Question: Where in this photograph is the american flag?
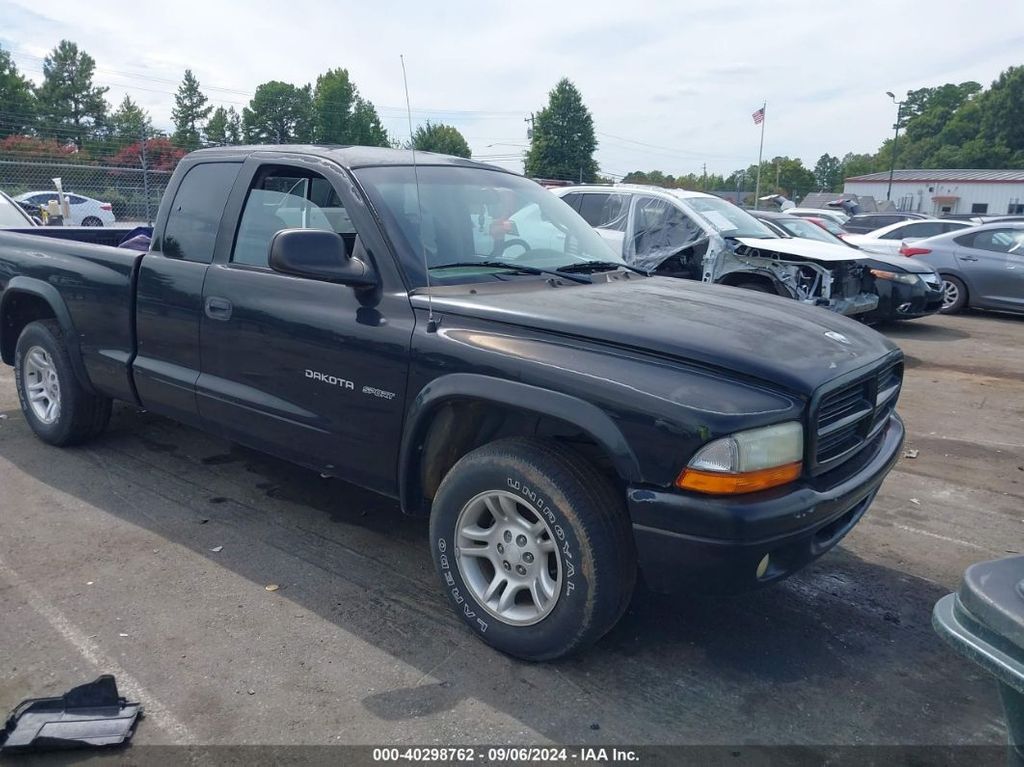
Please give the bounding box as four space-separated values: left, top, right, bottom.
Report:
752 106 765 125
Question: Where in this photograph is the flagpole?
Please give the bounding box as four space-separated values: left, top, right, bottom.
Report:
753 101 766 209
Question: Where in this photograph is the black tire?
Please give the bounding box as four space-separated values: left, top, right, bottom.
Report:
14 320 112 446
735 281 775 294
430 437 636 661
82 216 103 227
939 274 968 314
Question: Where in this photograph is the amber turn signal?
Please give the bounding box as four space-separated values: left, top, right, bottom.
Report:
675 461 802 495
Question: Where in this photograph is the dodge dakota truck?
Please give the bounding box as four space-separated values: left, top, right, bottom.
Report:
0 146 905 660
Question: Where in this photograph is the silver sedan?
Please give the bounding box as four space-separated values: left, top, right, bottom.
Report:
899 222 1024 314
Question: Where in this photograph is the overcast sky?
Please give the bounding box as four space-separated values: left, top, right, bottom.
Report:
3 0 1024 180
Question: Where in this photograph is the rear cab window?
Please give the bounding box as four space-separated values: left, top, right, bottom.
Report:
160 163 240 263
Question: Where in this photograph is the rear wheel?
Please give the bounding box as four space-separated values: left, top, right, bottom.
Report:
15 320 112 446
82 216 103 227
430 437 635 660
940 275 967 314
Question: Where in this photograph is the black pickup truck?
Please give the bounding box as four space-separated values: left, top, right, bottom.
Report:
0 146 905 660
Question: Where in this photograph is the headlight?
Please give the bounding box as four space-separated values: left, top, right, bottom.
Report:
870 268 920 285
676 421 803 494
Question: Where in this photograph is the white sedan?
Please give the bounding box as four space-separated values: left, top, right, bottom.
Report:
845 218 970 255
15 191 116 226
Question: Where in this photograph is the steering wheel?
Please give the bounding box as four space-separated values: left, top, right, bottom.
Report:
494 238 532 259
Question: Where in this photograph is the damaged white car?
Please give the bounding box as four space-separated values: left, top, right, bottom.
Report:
554 185 879 317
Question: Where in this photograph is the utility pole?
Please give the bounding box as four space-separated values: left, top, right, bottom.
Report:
885 92 905 202
775 161 780 193
139 125 151 224
702 163 707 191
524 113 535 139
753 101 766 209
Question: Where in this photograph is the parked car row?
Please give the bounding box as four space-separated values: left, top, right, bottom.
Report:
552 186 1024 321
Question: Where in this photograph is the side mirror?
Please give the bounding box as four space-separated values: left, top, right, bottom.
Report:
268 228 376 287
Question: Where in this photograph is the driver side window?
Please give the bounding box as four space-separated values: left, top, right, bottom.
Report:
232 168 353 267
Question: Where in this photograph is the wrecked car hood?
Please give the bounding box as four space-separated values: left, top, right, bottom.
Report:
733 237 862 263
419 277 898 395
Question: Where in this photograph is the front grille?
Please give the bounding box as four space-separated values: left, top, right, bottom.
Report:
922 274 942 289
811 360 902 474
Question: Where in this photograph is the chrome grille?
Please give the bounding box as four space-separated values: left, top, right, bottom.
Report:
812 360 902 474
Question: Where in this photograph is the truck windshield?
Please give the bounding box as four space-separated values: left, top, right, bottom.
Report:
681 195 776 239
355 165 622 287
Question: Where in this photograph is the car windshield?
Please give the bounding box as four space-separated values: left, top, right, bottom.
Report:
681 195 776 238
0 194 31 227
355 165 621 287
778 217 842 244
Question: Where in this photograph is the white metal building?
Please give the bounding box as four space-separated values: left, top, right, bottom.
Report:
843 169 1024 216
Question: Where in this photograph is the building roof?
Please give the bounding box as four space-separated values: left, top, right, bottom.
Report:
845 169 1024 184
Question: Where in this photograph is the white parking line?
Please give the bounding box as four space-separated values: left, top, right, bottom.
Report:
0 554 197 744
892 523 1002 554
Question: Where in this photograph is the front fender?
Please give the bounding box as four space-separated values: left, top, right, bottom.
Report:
399 373 641 515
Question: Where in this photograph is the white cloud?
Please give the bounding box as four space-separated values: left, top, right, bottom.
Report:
3 0 1023 178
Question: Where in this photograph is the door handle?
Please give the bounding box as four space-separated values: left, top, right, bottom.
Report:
204 296 233 320
960 256 979 262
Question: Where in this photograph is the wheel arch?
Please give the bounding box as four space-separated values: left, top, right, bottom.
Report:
717 270 790 296
399 374 641 516
1 278 95 392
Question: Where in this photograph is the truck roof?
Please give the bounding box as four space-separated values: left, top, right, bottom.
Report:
186 144 509 172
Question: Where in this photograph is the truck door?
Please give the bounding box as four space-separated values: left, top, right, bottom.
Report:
134 161 241 425
197 157 414 495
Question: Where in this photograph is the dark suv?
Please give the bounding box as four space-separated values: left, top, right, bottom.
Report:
844 212 928 234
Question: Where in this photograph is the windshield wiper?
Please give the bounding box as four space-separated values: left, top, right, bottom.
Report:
554 260 649 276
430 261 589 284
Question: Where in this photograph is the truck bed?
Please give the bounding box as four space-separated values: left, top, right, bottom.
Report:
0 228 145 403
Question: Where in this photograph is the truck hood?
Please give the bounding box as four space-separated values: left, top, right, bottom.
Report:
734 236 861 263
419 277 899 395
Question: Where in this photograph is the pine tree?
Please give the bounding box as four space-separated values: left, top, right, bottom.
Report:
171 69 212 150
109 95 151 149
525 78 598 182
205 105 242 145
0 46 36 138
34 40 108 148
311 68 390 147
242 82 312 143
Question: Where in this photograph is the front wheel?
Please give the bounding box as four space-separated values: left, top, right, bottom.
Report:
15 320 112 446
82 216 103 227
940 275 967 314
430 438 636 661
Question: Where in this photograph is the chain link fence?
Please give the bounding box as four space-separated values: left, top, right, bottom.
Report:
0 158 173 225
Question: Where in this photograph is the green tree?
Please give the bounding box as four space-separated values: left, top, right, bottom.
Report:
0 46 36 138
525 78 598 182
206 105 242 145
310 68 389 146
840 152 879 180
409 120 470 157
171 69 211 150
34 40 108 148
813 153 842 191
242 81 312 143
348 97 389 146
109 95 151 149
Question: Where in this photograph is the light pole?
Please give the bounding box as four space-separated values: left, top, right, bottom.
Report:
885 91 905 202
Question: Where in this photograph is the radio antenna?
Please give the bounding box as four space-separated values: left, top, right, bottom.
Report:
401 54 436 331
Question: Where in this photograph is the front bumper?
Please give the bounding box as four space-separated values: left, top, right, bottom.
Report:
868 279 944 322
628 413 904 594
